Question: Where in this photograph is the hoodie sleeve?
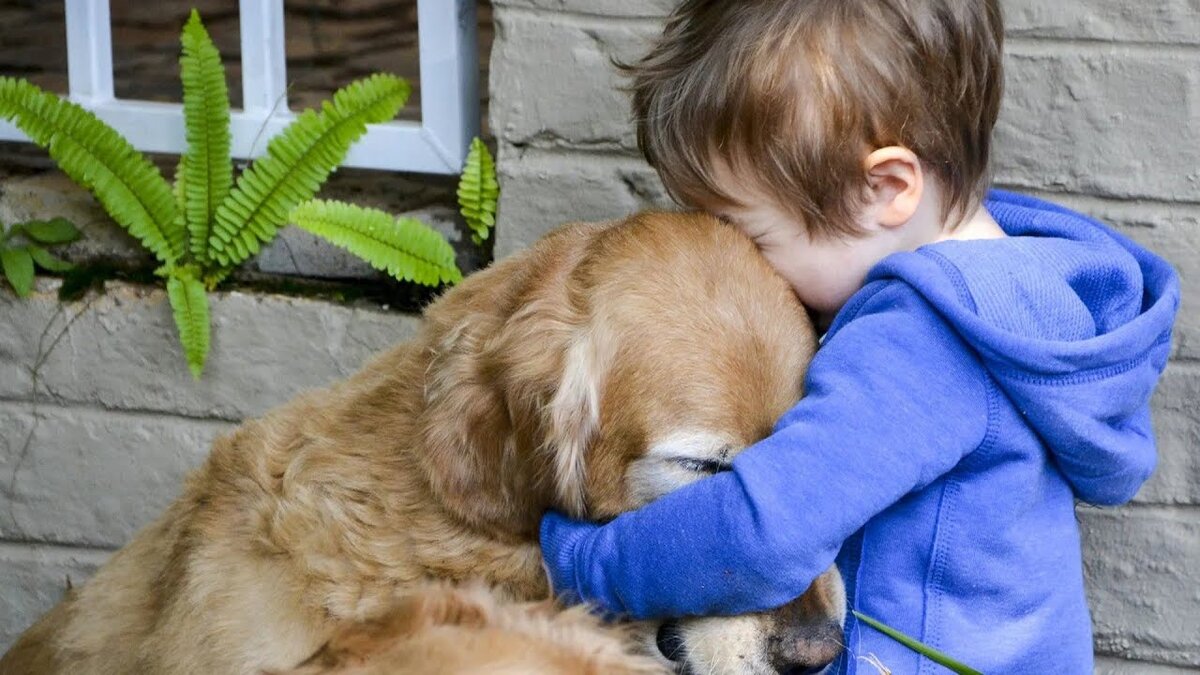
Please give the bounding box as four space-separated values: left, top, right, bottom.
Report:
540 282 996 619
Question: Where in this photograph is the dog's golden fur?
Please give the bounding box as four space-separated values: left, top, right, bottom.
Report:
0 212 833 674
272 582 665 675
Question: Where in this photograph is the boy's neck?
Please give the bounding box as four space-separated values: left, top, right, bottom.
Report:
939 204 1006 243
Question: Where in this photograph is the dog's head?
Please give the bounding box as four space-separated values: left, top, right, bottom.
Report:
418 212 844 673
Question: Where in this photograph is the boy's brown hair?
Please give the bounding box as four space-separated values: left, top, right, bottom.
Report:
623 0 1005 238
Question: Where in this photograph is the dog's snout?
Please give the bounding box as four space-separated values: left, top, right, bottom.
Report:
767 620 842 675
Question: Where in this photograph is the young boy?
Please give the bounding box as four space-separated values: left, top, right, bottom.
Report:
539 1 1180 673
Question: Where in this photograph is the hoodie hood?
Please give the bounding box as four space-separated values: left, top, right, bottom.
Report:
871 190 1180 505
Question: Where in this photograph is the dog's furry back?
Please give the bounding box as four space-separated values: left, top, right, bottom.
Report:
0 213 814 674
0 224 594 673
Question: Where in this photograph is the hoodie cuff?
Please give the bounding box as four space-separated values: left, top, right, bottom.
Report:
539 510 597 606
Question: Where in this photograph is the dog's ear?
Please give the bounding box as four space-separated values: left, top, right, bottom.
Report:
477 296 612 522
418 223 607 534
542 327 612 518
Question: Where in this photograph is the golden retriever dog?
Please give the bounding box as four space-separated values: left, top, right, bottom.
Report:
0 212 844 674
271 582 664 675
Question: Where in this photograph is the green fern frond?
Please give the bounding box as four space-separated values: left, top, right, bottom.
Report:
172 155 187 246
166 267 211 379
290 199 461 286
457 137 499 244
180 9 232 264
207 73 410 267
0 77 183 263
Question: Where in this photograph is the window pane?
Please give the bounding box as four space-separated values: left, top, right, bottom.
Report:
110 0 244 108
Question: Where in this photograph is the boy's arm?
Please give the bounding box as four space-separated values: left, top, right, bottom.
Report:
540 283 994 620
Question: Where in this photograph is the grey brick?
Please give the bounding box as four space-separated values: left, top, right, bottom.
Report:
1031 193 1200 362
0 543 110 654
0 280 422 420
995 44 1200 204
489 10 655 154
1081 506 1200 667
1006 0 1200 45
496 0 1200 36
1137 364 1200 506
1095 657 1200 675
0 403 229 548
497 0 1200 40
493 0 675 19
488 15 1200 209
495 149 672 257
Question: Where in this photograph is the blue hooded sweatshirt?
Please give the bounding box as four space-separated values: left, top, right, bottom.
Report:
540 190 1180 673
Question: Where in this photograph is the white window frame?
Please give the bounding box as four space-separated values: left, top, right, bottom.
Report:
0 0 480 174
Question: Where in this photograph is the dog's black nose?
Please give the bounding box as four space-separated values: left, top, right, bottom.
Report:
656 621 687 663
768 619 841 675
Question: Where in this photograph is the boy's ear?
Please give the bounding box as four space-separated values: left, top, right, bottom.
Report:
864 146 923 229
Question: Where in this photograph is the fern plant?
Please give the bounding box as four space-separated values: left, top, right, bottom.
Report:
289 200 461 287
0 9 469 379
286 138 497 290
457 137 499 245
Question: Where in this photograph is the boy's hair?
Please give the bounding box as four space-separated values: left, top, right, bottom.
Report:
622 0 1005 238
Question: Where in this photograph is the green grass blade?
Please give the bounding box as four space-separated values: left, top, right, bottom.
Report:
180 9 232 264
852 611 983 675
166 268 211 379
0 77 183 263
290 199 461 286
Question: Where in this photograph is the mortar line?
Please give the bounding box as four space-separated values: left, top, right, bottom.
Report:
495 3 667 26
0 539 116 556
1007 36 1200 58
0 396 243 426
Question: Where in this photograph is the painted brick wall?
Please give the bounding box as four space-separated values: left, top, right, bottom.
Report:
1 2 1197 671
488 1 1200 672
0 280 422 649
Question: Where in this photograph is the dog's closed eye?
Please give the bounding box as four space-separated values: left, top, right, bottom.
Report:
671 457 732 475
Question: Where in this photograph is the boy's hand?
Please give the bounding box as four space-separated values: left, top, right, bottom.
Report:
539 510 598 605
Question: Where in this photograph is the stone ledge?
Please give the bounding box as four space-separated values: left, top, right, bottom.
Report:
0 279 423 420
0 542 112 653
1081 506 1200 667
0 171 484 282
